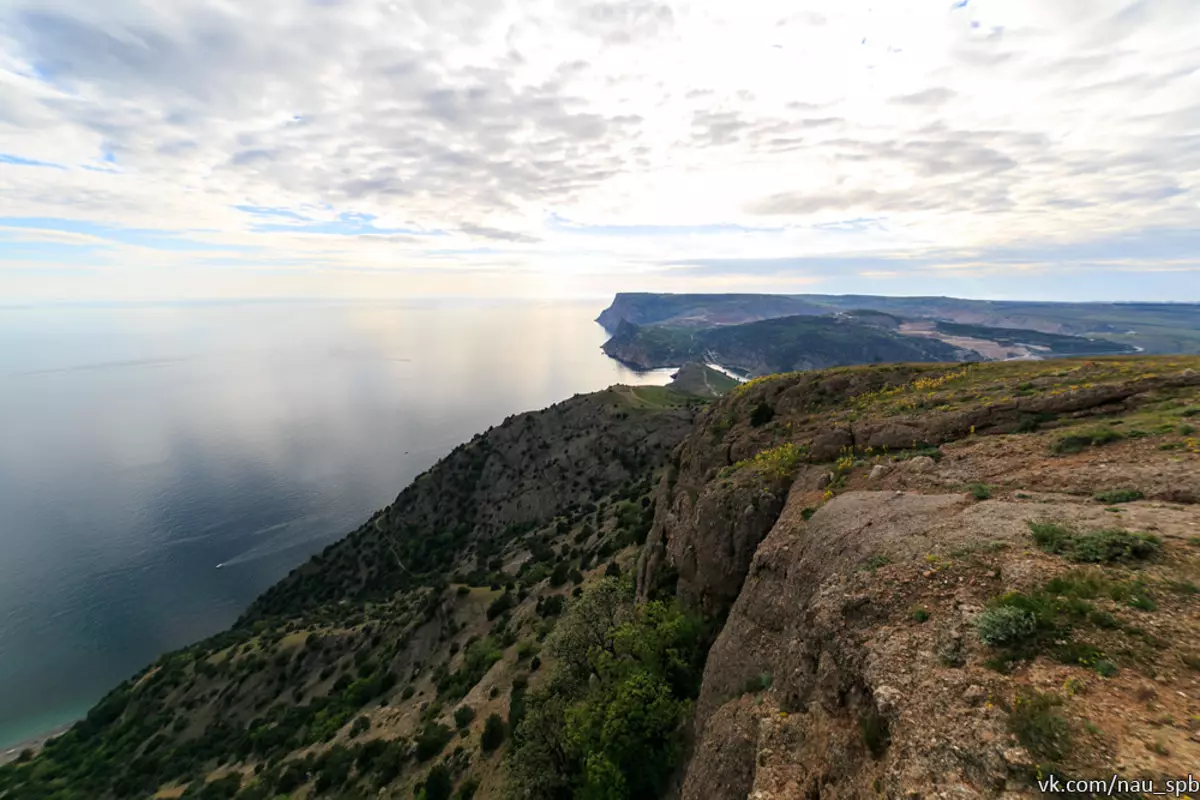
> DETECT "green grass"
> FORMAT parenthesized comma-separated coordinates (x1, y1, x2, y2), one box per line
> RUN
(1028, 521, 1160, 563)
(858, 554, 892, 572)
(1093, 489, 1143, 504)
(1050, 428, 1124, 455)
(618, 385, 694, 409)
(1008, 690, 1071, 763)
(968, 483, 992, 500)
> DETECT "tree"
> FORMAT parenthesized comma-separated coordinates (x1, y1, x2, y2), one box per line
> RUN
(481, 713, 507, 753)
(423, 764, 453, 800)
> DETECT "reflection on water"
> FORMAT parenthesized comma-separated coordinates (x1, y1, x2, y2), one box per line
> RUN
(0, 299, 669, 749)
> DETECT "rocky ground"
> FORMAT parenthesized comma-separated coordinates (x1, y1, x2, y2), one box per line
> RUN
(639, 356, 1200, 797)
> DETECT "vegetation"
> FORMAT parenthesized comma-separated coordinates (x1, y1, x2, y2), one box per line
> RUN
(1050, 428, 1124, 454)
(968, 483, 992, 500)
(603, 314, 965, 374)
(505, 579, 712, 800)
(1028, 521, 1160, 563)
(1093, 488, 1144, 504)
(1008, 690, 1071, 763)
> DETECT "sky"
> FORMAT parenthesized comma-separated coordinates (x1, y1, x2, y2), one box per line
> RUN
(0, 0, 1198, 302)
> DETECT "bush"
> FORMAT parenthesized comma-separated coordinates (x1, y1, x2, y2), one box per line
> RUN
(414, 722, 453, 761)
(486, 592, 515, 620)
(975, 606, 1037, 646)
(749, 401, 775, 427)
(1070, 528, 1159, 563)
(455, 777, 480, 800)
(968, 483, 992, 500)
(1050, 428, 1123, 455)
(423, 764, 453, 800)
(1008, 690, 1071, 763)
(480, 713, 507, 753)
(453, 705, 476, 729)
(1029, 520, 1159, 563)
(538, 595, 565, 617)
(1093, 489, 1143, 504)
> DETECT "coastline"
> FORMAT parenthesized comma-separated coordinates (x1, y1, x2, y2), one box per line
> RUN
(0, 723, 73, 766)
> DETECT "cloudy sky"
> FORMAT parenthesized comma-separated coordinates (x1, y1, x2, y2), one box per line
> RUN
(1, 0, 1197, 302)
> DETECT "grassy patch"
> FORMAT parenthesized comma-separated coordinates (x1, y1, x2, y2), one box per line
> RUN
(1092, 489, 1143, 504)
(858, 554, 892, 572)
(968, 483, 992, 500)
(1050, 428, 1124, 455)
(1008, 690, 1071, 763)
(1028, 521, 1160, 563)
(728, 442, 806, 481)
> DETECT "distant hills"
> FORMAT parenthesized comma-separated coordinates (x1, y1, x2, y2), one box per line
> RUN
(594, 293, 1199, 375)
(603, 316, 970, 375)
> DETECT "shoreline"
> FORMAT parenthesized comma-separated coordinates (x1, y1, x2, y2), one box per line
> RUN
(0, 723, 73, 766)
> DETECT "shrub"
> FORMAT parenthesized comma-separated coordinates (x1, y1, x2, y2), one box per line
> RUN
(858, 554, 891, 572)
(911, 607, 930, 623)
(1008, 690, 1071, 763)
(486, 592, 515, 621)
(455, 777, 480, 800)
(480, 713, 507, 753)
(1093, 489, 1143, 504)
(968, 483, 992, 500)
(1070, 529, 1159, 563)
(1051, 428, 1123, 455)
(975, 606, 1036, 646)
(1028, 521, 1159, 563)
(414, 723, 453, 761)
(749, 401, 775, 427)
(423, 764, 453, 800)
(453, 705, 476, 729)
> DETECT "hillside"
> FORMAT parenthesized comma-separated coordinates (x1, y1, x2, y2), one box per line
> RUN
(594, 293, 830, 331)
(666, 363, 741, 398)
(602, 315, 969, 376)
(595, 293, 1200, 355)
(638, 356, 1200, 796)
(0, 385, 703, 800)
(3, 357, 1200, 800)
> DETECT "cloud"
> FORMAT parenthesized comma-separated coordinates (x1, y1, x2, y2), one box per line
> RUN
(891, 87, 956, 107)
(0, 0, 1196, 301)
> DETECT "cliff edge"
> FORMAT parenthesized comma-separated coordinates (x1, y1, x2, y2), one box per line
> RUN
(639, 357, 1200, 796)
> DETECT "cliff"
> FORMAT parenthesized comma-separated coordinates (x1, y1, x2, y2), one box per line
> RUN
(639, 357, 1200, 796)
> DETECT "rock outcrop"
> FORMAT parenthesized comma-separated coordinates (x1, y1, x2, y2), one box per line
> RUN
(641, 357, 1200, 796)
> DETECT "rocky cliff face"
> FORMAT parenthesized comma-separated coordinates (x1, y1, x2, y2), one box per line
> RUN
(641, 358, 1200, 796)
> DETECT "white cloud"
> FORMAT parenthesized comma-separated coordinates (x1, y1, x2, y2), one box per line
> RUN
(0, 0, 1198, 299)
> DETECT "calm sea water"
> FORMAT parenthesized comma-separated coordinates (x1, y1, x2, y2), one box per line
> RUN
(0, 299, 669, 750)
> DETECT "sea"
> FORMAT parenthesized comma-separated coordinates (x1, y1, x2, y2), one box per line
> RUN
(0, 299, 671, 751)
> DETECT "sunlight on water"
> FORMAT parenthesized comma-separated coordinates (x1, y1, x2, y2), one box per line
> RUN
(0, 299, 668, 748)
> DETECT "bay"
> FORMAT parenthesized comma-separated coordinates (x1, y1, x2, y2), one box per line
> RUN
(0, 299, 668, 750)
